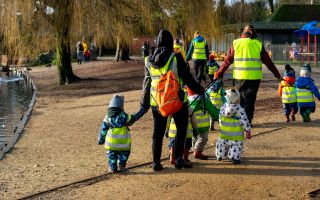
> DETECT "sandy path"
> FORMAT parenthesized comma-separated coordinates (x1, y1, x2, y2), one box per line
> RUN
(0, 61, 319, 200)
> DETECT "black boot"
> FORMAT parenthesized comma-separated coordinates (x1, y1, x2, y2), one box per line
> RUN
(175, 158, 192, 169)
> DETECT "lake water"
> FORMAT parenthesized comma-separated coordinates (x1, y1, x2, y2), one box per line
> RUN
(0, 72, 33, 148)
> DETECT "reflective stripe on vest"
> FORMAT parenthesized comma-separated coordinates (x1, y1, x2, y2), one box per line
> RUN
(105, 126, 131, 151)
(296, 88, 314, 103)
(208, 65, 218, 75)
(233, 38, 262, 80)
(194, 110, 210, 130)
(168, 118, 193, 139)
(282, 86, 297, 103)
(192, 40, 206, 60)
(209, 89, 223, 109)
(147, 54, 186, 106)
(219, 115, 244, 141)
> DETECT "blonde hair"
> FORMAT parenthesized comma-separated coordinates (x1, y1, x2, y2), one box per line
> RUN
(194, 31, 200, 38)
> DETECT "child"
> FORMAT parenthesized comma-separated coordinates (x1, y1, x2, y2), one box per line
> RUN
(187, 87, 219, 160)
(207, 53, 220, 83)
(278, 64, 297, 122)
(207, 79, 226, 130)
(295, 64, 320, 122)
(216, 89, 251, 164)
(98, 94, 145, 172)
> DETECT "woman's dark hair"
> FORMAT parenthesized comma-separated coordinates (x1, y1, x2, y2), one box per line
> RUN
(243, 24, 257, 39)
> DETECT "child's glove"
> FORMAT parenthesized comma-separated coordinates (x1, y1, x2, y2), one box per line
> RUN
(98, 133, 105, 145)
(245, 130, 251, 140)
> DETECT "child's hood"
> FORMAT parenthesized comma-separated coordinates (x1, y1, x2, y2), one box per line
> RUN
(220, 103, 239, 118)
(105, 107, 128, 128)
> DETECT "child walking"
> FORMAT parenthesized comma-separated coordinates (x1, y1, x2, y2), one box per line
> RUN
(278, 64, 297, 122)
(216, 89, 251, 164)
(295, 64, 320, 122)
(98, 94, 145, 172)
(187, 87, 219, 160)
(207, 54, 220, 83)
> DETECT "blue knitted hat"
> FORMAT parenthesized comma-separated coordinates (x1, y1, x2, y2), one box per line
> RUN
(109, 94, 124, 109)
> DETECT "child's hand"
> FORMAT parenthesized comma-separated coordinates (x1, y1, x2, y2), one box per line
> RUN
(245, 130, 251, 139)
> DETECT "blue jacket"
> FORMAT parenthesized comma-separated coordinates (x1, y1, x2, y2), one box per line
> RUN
(295, 76, 320, 108)
(186, 35, 209, 61)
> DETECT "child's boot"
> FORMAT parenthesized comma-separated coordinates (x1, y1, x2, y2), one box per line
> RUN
(285, 115, 290, 123)
(303, 109, 312, 122)
(169, 147, 175, 165)
(194, 150, 208, 160)
(290, 110, 296, 121)
(183, 148, 190, 163)
(210, 121, 215, 131)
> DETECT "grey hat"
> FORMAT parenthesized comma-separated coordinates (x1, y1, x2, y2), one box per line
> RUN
(300, 64, 311, 77)
(109, 94, 124, 109)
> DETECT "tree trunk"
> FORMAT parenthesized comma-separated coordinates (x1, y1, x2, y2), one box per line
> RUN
(56, 33, 79, 85)
(268, 0, 274, 13)
(114, 37, 131, 62)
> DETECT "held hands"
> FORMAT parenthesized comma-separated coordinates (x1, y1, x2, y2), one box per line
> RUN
(245, 130, 251, 140)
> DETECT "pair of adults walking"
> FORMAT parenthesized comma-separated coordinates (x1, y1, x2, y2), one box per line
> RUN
(215, 24, 281, 125)
(141, 29, 204, 171)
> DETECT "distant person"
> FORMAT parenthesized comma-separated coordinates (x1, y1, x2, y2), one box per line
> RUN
(278, 64, 297, 122)
(215, 24, 281, 126)
(82, 37, 90, 62)
(140, 29, 204, 171)
(141, 41, 150, 58)
(76, 41, 84, 65)
(98, 94, 145, 172)
(186, 31, 209, 84)
(173, 38, 186, 61)
(216, 89, 251, 164)
(207, 53, 220, 83)
(295, 64, 320, 122)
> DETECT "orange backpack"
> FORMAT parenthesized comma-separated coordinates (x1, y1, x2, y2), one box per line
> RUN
(152, 55, 183, 117)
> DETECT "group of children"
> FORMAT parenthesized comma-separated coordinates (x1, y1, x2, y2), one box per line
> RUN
(98, 56, 320, 172)
(278, 64, 320, 123)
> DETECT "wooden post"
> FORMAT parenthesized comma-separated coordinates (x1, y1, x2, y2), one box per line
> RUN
(301, 36, 304, 65)
(308, 32, 310, 64)
(315, 35, 317, 67)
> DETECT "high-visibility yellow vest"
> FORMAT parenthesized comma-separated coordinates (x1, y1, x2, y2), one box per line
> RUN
(296, 88, 314, 103)
(233, 38, 262, 80)
(192, 40, 207, 60)
(105, 116, 131, 151)
(208, 64, 219, 75)
(194, 110, 210, 133)
(219, 115, 244, 141)
(281, 82, 297, 103)
(146, 54, 186, 106)
(168, 118, 193, 139)
(209, 89, 223, 109)
(174, 44, 186, 60)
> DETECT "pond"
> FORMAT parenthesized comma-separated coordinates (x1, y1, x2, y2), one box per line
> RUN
(0, 71, 34, 149)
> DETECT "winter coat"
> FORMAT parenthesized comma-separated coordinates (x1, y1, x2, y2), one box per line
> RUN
(295, 76, 320, 108)
(219, 103, 251, 131)
(140, 29, 204, 111)
(186, 35, 210, 61)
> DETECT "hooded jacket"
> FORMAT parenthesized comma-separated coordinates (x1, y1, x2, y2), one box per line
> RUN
(219, 103, 251, 131)
(295, 76, 320, 107)
(140, 29, 204, 110)
(186, 35, 210, 61)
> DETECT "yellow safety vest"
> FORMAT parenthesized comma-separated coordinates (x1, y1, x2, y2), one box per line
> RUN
(281, 82, 297, 103)
(168, 118, 193, 139)
(296, 88, 314, 103)
(192, 40, 207, 60)
(194, 110, 210, 133)
(208, 64, 219, 75)
(219, 115, 244, 141)
(174, 44, 186, 61)
(105, 116, 131, 151)
(233, 38, 262, 80)
(146, 54, 186, 106)
(209, 89, 223, 109)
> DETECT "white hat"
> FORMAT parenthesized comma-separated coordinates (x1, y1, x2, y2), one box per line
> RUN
(109, 94, 124, 109)
(224, 89, 240, 104)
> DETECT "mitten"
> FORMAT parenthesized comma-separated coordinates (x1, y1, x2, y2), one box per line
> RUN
(98, 133, 105, 145)
(245, 130, 251, 140)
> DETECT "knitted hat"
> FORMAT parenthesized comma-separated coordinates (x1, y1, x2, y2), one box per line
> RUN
(224, 89, 240, 104)
(209, 53, 216, 61)
(109, 94, 124, 109)
(283, 64, 295, 77)
(300, 64, 311, 77)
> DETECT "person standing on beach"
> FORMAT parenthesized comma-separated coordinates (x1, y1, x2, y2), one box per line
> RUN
(140, 29, 204, 171)
(215, 24, 281, 126)
(186, 31, 209, 84)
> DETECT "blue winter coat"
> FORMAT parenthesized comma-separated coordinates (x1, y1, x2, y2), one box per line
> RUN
(295, 76, 320, 108)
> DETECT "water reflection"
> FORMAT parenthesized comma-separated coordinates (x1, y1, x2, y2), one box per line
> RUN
(0, 71, 33, 148)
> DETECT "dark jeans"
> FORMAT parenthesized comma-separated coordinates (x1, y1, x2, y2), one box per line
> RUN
(283, 103, 298, 115)
(233, 79, 261, 123)
(193, 60, 207, 84)
(152, 103, 188, 165)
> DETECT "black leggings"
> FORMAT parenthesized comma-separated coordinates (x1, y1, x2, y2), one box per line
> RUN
(151, 103, 188, 164)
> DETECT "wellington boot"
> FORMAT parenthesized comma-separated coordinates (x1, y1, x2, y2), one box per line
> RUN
(290, 110, 296, 121)
(285, 115, 290, 123)
(175, 158, 192, 169)
(194, 150, 208, 160)
(169, 147, 175, 165)
(183, 148, 190, 163)
(303, 109, 312, 122)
